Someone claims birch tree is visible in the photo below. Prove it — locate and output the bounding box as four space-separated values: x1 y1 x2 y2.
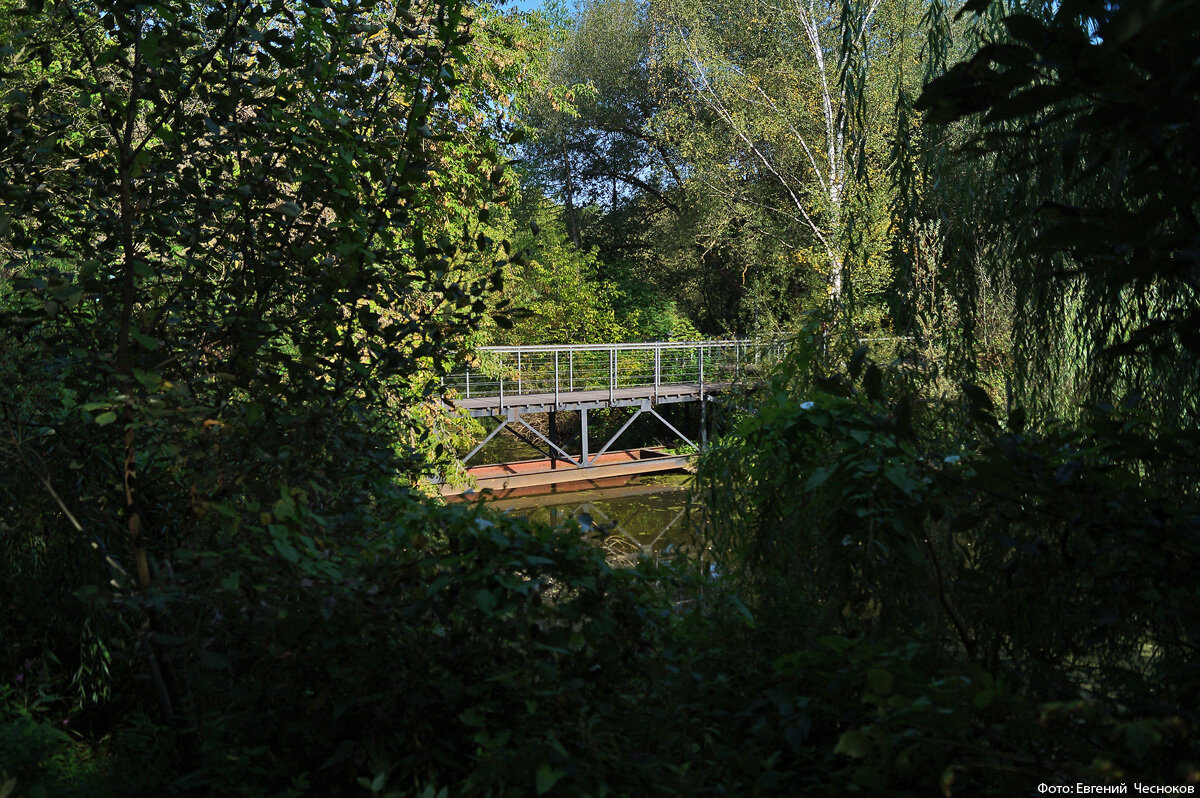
651 0 907 316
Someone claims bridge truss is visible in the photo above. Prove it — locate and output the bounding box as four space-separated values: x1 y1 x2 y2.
441 340 778 474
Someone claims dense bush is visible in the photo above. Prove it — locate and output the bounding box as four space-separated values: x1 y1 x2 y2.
695 341 1200 790
87 498 677 795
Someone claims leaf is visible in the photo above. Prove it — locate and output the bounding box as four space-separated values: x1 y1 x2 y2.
95 411 118 426
130 330 160 351
730 597 756 628
955 0 993 19
884 464 913 497
129 148 151 178
272 539 300 564
459 707 485 727
1002 13 1049 46
536 764 565 795
866 668 894 696
961 382 995 415
835 730 871 758
848 345 868 379
131 367 161 391
804 466 833 492
425 574 452 597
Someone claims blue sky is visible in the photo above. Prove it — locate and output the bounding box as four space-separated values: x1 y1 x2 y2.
505 0 553 12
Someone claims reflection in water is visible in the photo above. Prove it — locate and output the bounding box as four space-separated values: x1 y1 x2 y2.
486 473 705 564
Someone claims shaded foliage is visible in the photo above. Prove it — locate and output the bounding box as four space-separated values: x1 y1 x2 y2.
907 0 1200 421
4 0 1200 794
697 337 1200 790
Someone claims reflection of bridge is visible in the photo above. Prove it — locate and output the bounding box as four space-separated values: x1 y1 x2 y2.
487 479 696 563
439 340 776 491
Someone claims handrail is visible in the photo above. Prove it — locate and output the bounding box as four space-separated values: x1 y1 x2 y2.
442 339 783 403
441 336 918 405
476 339 752 354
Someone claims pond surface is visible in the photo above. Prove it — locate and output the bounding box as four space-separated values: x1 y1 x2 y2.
485 472 706 563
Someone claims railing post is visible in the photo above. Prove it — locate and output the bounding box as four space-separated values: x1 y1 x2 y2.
569 349 574 391
465 369 470 399
609 348 615 404
499 375 504 412
699 345 705 397
554 350 559 407
516 351 522 395
654 344 660 403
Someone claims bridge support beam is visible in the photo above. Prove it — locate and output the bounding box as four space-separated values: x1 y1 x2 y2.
512 412 581 467
588 403 645 465
460 398 706 474
647 406 695 450
462 414 510 465
580 409 589 464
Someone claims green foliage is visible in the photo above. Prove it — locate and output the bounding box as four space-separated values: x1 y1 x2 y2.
85 498 674 794
4 0 1200 794
0 687 102 798
906 0 1200 423
0 0 518 786
501 231 626 344
696 337 1200 789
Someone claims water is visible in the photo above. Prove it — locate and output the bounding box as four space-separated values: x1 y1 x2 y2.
486 473 706 564
455 403 714 564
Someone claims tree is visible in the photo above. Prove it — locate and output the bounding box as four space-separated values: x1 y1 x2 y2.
1 0 506 758
650 0 914 320
914 0 1200 423
519 0 684 248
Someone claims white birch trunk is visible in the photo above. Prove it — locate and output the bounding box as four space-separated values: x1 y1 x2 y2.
671 0 883 307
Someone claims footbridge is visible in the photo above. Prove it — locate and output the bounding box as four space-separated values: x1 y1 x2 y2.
438 339 778 494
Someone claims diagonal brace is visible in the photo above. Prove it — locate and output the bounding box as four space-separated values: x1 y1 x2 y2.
588 406 644 465
505 424 552 461
514 415 581 467
463 416 509 465
647 407 696 450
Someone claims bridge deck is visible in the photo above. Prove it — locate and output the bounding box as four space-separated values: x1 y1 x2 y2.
450 382 727 417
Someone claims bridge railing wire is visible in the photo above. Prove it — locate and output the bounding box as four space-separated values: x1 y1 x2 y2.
439 340 788 401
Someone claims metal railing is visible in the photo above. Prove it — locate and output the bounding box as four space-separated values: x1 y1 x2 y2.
441 339 784 406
